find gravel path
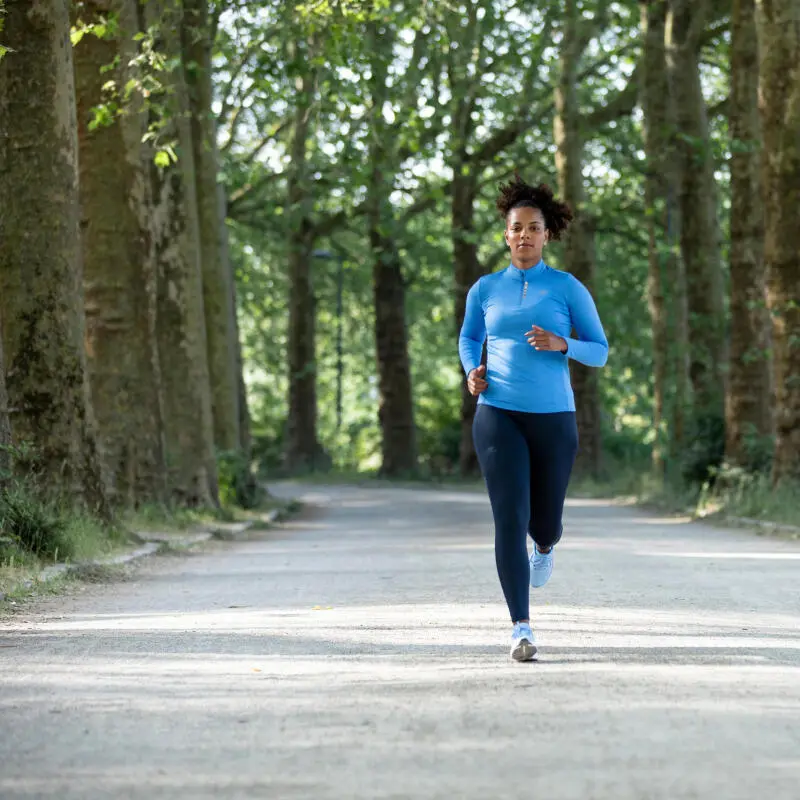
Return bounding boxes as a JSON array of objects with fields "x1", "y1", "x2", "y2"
[{"x1": 1, "y1": 482, "x2": 799, "y2": 799}]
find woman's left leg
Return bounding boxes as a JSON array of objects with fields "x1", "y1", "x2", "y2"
[{"x1": 524, "y1": 411, "x2": 579, "y2": 551}]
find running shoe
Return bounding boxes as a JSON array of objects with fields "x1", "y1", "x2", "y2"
[
  {"x1": 530, "y1": 545, "x2": 554, "y2": 588},
  {"x1": 510, "y1": 622, "x2": 537, "y2": 662}
]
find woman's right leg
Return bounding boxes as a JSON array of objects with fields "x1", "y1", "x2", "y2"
[{"x1": 472, "y1": 404, "x2": 531, "y2": 623}]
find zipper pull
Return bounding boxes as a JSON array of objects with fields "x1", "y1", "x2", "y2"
[{"x1": 523, "y1": 281, "x2": 528, "y2": 299}]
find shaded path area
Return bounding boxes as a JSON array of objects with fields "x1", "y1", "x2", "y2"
[{"x1": 2, "y1": 483, "x2": 799, "y2": 799}]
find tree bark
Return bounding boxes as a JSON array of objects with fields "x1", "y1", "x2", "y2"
[
  {"x1": 666, "y1": 0, "x2": 727, "y2": 426},
  {"x1": 0, "y1": 318, "x2": 12, "y2": 481},
  {"x1": 756, "y1": 0, "x2": 800, "y2": 482},
  {"x1": 74, "y1": 0, "x2": 167, "y2": 506},
  {"x1": 726, "y1": 0, "x2": 773, "y2": 468},
  {"x1": 367, "y1": 26, "x2": 417, "y2": 477},
  {"x1": 182, "y1": 0, "x2": 241, "y2": 454},
  {"x1": 146, "y1": 0, "x2": 218, "y2": 505},
  {"x1": 0, "y1": 0, "x2": 110, "y2": 514},
  {"x1": 446, "y1": 3, "x2": 489, "y2": 477},
  {"x1": 370, "y1": 234, "x2": 417, "y2": 476},
  {"x1": 639, "y1": 0, "x2": 691, "y2": 473},
  {"x1": 554, "y1": 0, "x2": 602, "y2": 478},
  {"x1": 452, "y1": 171, "x2": 483, "y2": 477},
  {"x1": 284, "y1": 53, "x2": 324, "y2": 471}
]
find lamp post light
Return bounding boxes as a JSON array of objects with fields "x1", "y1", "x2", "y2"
[{"x1": 312, "y1": 249, "x2": 344, "y2": 431}]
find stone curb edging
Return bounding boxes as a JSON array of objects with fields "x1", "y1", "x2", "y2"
[
  {"x1": 725, "y1": 515, "x2": 800, "y2": 537},
  {"x1": 22, "y1": 508, "x2": 285, "y2": 595}
]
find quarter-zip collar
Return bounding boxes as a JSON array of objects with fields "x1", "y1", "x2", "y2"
[{"x1": 506, "y1": 260, "x2": 546, "y2": 280}]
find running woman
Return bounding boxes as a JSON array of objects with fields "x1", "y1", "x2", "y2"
[{"x1": 458, "y1": 175, "x2": 608, "y2": 662}]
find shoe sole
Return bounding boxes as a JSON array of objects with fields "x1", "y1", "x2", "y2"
[{"x1": 511, "y1": 639, "x2": 538, "y2": 662}]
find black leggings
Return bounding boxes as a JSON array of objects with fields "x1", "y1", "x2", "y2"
[{"x1": 472, "y1": 404, "x2": 578, "y2": 623}]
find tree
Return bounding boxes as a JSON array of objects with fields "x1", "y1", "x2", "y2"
[
  {"x1": 284, "y1": 34, "x2": 325, "y2": 471},
  {"x1": 0, "y1": 0, "x2": 110, "y2": 513},
  {"x1": 365, "y1": 19, "x2": 417, "y2": 475},
  {"x1": 146, "y1": 0, "x2": 218, "y2": 504},
  {"x1": 666, "y1": 0, "x2": 726, "y2": 436},
  {"x1": 183, "y1": 0, "x2": 242, "y2": 454},
  {"x1": 0, "y1": 316, "x2": 11, "y2": 480},
  {"x1": 756, "y1": 0, "x2": 800, "y2": 482},
  {"x1": 639, "y1": 0, "x2": 690, "y2": 472},
  {"x1": 74, "y1": 0, "x2": 167, "y2": 505},
  {"x1": 726, "y1": 0, "x2": 773, "y2": 468},
  {"x1": 553, "y1": 0, "x2": 640, "y2": 477},
  {"x1": 553, "y1": 0, "x2": 603, "y2": 477}
]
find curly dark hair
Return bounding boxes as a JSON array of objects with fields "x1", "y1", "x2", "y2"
[{"x1": 496, "y1": 174, "x2": 573, "y2": 240}]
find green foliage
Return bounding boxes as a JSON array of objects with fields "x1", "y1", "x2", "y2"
[
  {"x1": 70, "y1": 8, "x2": 179, "y2": 168},
  {"x1": 698, "y1": 466, "x2": 800, "y2": 528},
  {"x1": 216, "y1": 450, "x2": 263, "y2": 509},
  {"x1": 215, "y1": 0, "x2": 781, "y2": 502},
  {"x1": 0, "y1": 444, "x2": 122, "y2": 566},
  {"x1": 0, "y1": 485, "x2": 72, "y2": 561},
  {"x1": 0, "y1": 0, "x2": 9, "y2": 62}
]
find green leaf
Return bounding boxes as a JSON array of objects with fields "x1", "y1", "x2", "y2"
[{"x1": 154, "y1": 150, "x2": 172, "y2": 168}]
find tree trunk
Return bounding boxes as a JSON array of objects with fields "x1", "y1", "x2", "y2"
[
  {"x1": 370, "y1": 237, "x2": 417, "y2": 476},
  {"x1": 0, "y1": 320, "x2": 12, "y2": 481},
  {"x1": 367, "y1": 27, "x2": 417, "y2": 477},
  {"x1": 221, "y1": 187, "x2": 254, "y2": 464},
  {"x1": 756, "y1": 0, "x2": 800, "y2": 482},
  {"x1": 640, "y1": 0, "x2": 669, "y2": 474},
  {"x1": 447, "y1": 4, "x2": 485, "y2": 477},
  {"x1": 666, "y1": 0, "x2": 726, "y2": 426},
  {"x1": 0, "y1": 0, "x2": 110, "y2": 514},
  {"x1": 284, "y1": 58, "x2": 324, "y2": 471},
  {"x1": 74, "y1": 0, "x2": 167, "y2": 506},
  {"x1": 452, "y1": 171, "x2": 483, "y2": 477},
  {"x1": 639, "y1": 0, "x2": 691, "y2": 474},
  {"x1": 182, "y1": 0, "x2": 241, "y2": 454},
  {"x1": 726, "y1": 0, "x2": 773, "y2": 468},
  {"x1": 554, "y1": 0, "x2": 602, "y2": 478},
  {"x1": 147, "y1": 0, "x2": 218, "y2": 505}
]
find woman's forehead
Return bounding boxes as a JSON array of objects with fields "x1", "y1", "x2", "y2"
[{"x1": 507, "y1": 206, "x2": 544, "y2": 224}]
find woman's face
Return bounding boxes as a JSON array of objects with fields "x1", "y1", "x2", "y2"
[{"x1": 504, "y1": 206, "x2": 549, "y2": 267}]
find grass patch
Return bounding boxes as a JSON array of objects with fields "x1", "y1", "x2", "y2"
[
  {"x1": 120, "y1": 501, "x2": 245, "y2": 534},
  {"x1": 121, "y1": 491, "x2": 298, "y2": 536},
  {"x1": 0, "y1": 485, "x2": 129, "y2": 603},
  {"x1": 571, "y1": 461, "x2": 800, "y2": 532},
  {"x1": 696, "y1": 469, "x2": 800, "y2": 529}
]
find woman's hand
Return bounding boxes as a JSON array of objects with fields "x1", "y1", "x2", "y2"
[
  {"x1": 526, "y1": 325, "x2": 568, "y2": 353},
  {"x1": 467, "y1": 365, "x2": 488, "y2": 396}
]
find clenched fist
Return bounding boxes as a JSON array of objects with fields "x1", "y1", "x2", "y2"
[
  {"x1": 525, "y1": 325, "x2": 568, "y2": 353},
  {"x1": 467, "y1": 364, "x2": 488, "y2": 396}
]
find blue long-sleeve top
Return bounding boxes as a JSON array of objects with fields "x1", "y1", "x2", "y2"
[{"x1": 458, "y1": 261, "x2": 608, "y2": 414}]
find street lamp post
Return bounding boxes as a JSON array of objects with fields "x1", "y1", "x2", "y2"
[{"x1": 312, "y1": 249, "x2": 344, "y2": 431}]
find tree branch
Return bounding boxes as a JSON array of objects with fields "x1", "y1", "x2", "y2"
[
  {"x1": 227, "y1": 172, "x2": 282, "y2": 215},
  {"x1": 584, "y1": 64, "x2": 640, "y2": 130},
  {"x1": 239, "y1": 116, "x2": 293, "y2": 167},
  {"x1": 481, "y1": 242, "x2": 510, "y2": 273},
  {"x1": 470, "y1": 94, "x2": 554, "y2": 166},
  {"x1": 216, "y1": 45, "x2": 258, "y2": 127}
]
